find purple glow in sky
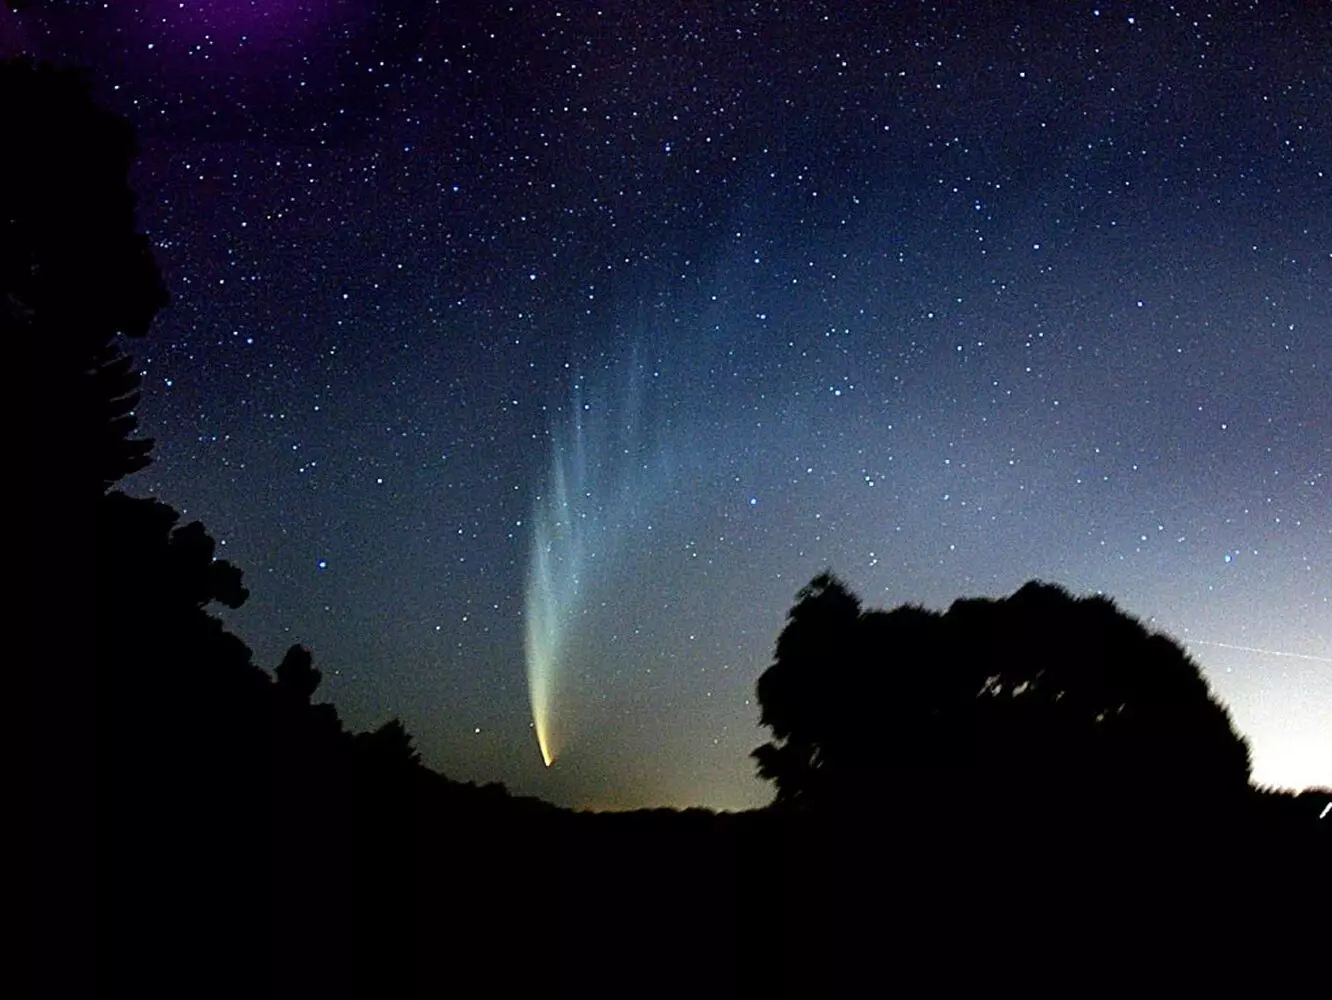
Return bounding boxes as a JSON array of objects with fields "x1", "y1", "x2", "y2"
[{"x1": 137, "y1": 0, "x2": 352, "y2": 50}]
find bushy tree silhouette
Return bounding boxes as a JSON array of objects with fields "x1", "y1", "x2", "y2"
[
  {"x1": 275, "y1": 643, "x2": 323, "y2": 702},
  {"x1": 752, "y1": 572, "x2": 862, "y2": 805},
  {"x1": 355, "y1": 717, "x2": 424, "y2": 769},
  {"x1": 743, "y1": 577, "x2": 1332, "y2": 995},
  {"x1": 753, "y1": 574, "x2": 1252, "y2": 811}
]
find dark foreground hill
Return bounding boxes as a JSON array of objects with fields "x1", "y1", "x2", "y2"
[
  {"x1": 53, "y1": 489, "x2": 1332, "y2": 996},
  {"x1": 96, "y1": 747, "x2": 1328, "y2": 998}
]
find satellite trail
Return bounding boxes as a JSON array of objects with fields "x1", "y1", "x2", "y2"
[{"x1": 1187, "y1": 639, "x2": 1332, "y2": 664}]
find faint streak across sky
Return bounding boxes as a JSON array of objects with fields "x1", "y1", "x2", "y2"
[{"x1": 1187, "y1": 639, "x2": 1332, "y2": 664}]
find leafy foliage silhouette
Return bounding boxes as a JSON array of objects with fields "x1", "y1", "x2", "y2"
[{"x1": 754, "y1": 573, "x2": 1252, "y2": 810}]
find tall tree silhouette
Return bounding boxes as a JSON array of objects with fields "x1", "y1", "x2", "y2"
[
  {"x1": 753, "y1": 574, "x2": 1252, "y2": 810},
  {"x1": 11, "y1": 57, "x2": 170, "y2": 994},
  {"x1": 5, "y1": 57, "x2": 169, "y2": 498}
]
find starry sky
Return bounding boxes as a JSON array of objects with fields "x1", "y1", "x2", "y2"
[{"x1": 10, "y1": 2, "x2": 1329, "y2": 810}]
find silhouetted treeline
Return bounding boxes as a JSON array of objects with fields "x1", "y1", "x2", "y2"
[
  {"x1": 18, "y1": 56, "x2": 1328, "y2": 997},
  {"x1": 8, "y1": 55, "x2": 462, "y2": 995},
  {"x1": 94, "y1": 487, "x2": 436, "y2": 992}
]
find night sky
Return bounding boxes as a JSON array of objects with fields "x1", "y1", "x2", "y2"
[{"x1": 10, "y1": 2, "x2": 1328, "y2": 810}]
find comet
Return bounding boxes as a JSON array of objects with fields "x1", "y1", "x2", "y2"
[
  {"x1": 524, "y1": 401, "x2": 585, "y2": 768},
  {"x1": 526, "y1": 624, "x2": 557, "y2": 767},
  {"x1": 523, "y1": 347, "x2": 668, "y2": 768},
  {"x1": 525, "y1": 444, "x2": 579, "y2": 767}
]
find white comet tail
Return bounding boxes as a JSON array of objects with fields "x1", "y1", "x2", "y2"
[{"x1": 523, "y1": 352, "x2": 665, "y2": 768}]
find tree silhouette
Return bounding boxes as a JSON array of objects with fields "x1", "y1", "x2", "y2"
[
  {"x1": 9, "y1": 57, "x2": 450, "y2": 993},
  {"x1": 276, "y1": 644, "x2": 323, "y2": 702},
  {"x1": 4, "y1": 57, "x2": 169, "y2": 499},
  {"x1": 753, "y1": 574, "x2": 1252, "y2": 811},
  {"x1": 752, "y1": 572, "x2": 862, "y2": 806},
  {"x1": 12, "y1": 58, "x2": 172, "y2": 993},
  {"x1": 355, "y1": 717, "x2": 423, "y2": 770}
]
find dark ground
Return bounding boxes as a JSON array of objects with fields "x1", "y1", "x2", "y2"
[{"x1": 86, "y1": 756, "x2": 1330, "y2": 997}]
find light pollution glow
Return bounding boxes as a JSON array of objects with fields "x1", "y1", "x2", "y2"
[{"x1": 524, "y1": 353, "x2": 666, "y2": 769}]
